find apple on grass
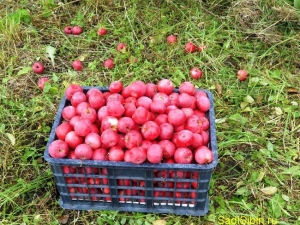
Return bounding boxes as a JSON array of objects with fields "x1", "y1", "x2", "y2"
[
  {"x1": 190, "y1": 67, "x2": 203, "y2": 79},
  {"x1": 38, "y1": 77, "x2": 50, "y2": 91},
  {"x1": 185, "y1": 42, "x2": 197, "y2": 53},
  {"x1": 166, "y1": 35, "x2": 177, "y2": 45},
  {"x1": 32, "y1": 62, "x2": 45, "y2": 74},
  {"x1": 97, "y1": 27, "x2": 107, "y2": 36},
  {"x1": 72, "y1": 25, "x2": 83, "y2": 35},
  {"x1": 117, "y1": 43, "x2": 127, "y2": 52},
  {"x1": 72, "y1": 60, "x2": 83, "y2": 71},
  {"x1": 103, "y1": 59, "x2": 114, "y2": 69},
  {"x1": 64, "y1": 26, "x2": 73, "y2": 34},
  {"x1": 237, "y1": 70, "x2": 248, "y2": 81}
]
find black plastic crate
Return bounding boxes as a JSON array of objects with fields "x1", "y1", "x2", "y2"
[{"x1": 44, "y1": 87, "x2": 218, "y2": 216}]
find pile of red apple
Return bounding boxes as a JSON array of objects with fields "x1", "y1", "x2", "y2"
[{"x1": 48, "y1": 79, "x2": 214, "y2": 165}]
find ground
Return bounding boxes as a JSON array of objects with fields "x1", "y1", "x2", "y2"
[{"x1": 0, "y1": 0, "x2": 299, "y2": 224}]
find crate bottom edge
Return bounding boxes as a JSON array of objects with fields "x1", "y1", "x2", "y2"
[{"x1": 58, "y1": 196, "x2": 209, "y2": 216}]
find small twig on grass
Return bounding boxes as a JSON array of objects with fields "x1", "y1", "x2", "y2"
[{"x1": 123, "y1": 0, "x2": 138, "y2": 41}]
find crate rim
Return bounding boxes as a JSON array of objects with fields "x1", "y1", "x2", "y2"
[{"x1": 43, "y1": 86, "x2": 218, "y2": 170}]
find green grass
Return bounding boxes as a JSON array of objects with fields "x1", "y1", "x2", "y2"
[{"x1": 0, "y1": 0, "x2": 299, "y2": 224}]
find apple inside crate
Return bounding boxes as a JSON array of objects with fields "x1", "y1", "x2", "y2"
[{"x1": 44, "y1": 82, "x2": 218, "y2": 216}]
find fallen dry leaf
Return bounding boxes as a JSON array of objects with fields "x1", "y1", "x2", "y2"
[
  {"x1": 153, "y1": 220, "x2": 167, "y2": 225},
  {"x1": 215, "y1": 83, "x2": 222, "y2": 95},
  {"x1": 57, "y1": 214, "x2": 69, "y2": 225},
  {"x1": 287, "y1": 88, "x2": 299, "y2": 93},
  {"x1": 260, "y1": 186, "x2": 277, "y2": 195}
]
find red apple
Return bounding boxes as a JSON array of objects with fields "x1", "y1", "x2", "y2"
[
  {"x1": 74, "y1": 119, "x2": 92, "y2": 137},
  {"x1": 101, "y1": 129, "x2": 119, "y2": 148},
  {"x1": 55, "y1": 122, "x2": 73, "y2": 140},
  {"x1": 137, "y1": 96, "x2": 152, "y2": 110},
  {"x1": 92, "y1": 148, "x2": 108, "y2": 161},
  {"x1": 62, "y1": 105, "x2": 76, "y2": 121},
  {"x1": 194, "y1": 146, "x2": 213, "y2": 164},
  {"x1": 145, "y1": 83, "x2": 157, "y2": 98},
  {"x1": 141, "y1": 121, "x2": 160, "y2": 141},
  {"x1": 190, "y1": 67, "x2": 203, "y2": 79},
  {"x1": 97, "y1": 27, "x2": 107, "y2": 36},
  {"x1": 128, "y1": 81, "x2": 147, "y2": 98},
  {"x1": 64, "y1": 26, "x2": 73, "y2": 34},
  {"x1": 69, "y1": 115, "x2": 80, "y2": 128},
  {"x1": 129, "y1": 147, "x2": 147, "y2": 164},
  {"x1": 237, "y1": 69, "x2": 248, "y2": 81},
  {"x1": 65, "y1": 84, "x2": 83, "y2": 101},
  {"x1": 97, "y1": 106, "x2": 108, "y2": 122},
  {"x1": 117, "y1": 117, "x2": 135, "y2": 134},
  {"x1": 159, "y1": 123, "x2": 173, "y2": 140},
  {"x1": 88, "y1": 92, "x2": 105, "y2": 110},
  {"x1": 157, "y1": 79, "x2": 174, "y2": 95},
  {"x1": 167, "y1": 109, "x2": 186, "y2": 127},
  {"x1": 65, "y1": 131, "x2": 83, "y2": 149},
  {"x1": 174, "y1": 148, "x2": 193, "y2": 164},
  {"x1": 169, "y1": 92, "x2": 179, "y2": 106},
  {"x1": 191, "y1": 133, "x2": 203, "y2": 148},
  {"x1": 201, "y1": 131, "x2": 209, "y2": 146},
  {"x1": 179, "y1": 82, "x2": 195, "y2": 95},
  {"x1": 124, "y1": 130, "x2": 142, "y2": 149},
  {"x1": 108, "y1": 146, "x2": 124, "y2": 161},
  {"x1": 75, "y1": 143, "x2": 93, "y2": 160},
  {"x1": 166, "y1": 35, "x2": 177, "y2": 45},
  {"x1": 49, "y1": 140, "x2": 69, "y2": 158},
  {"x1": 178, "y1": 93, "x2": 196, "y2": 108},
  {"x1": 150, "y1": 101, "x2": 166, "y2": 114},
  {"x1": 185, "y1": 42, "x2": 197, "y2": 53},
  {"x1": 181, "y1": 108, "x2": 194, "y2": 119},
  {"x1": 123, "y1": 103, "x2": 136, "y2": 117},
  {"x1": 152, "y1": 92, "x2": 170, "y2": 107},
  {"x1": 132, "y1": 106, "x2": 150, "y2": 125},
  {"x1": 86, "y1": 88, "x2": 102, "y2": 99},
  {"x1": 154, "y1": 114, "x2": 168, "y2": 125},
  {"x1": 81, "y1": 107, "x2": 97, "y2": 123},
  {"x1": 85, "y1": 133, "x2": 101, "y2": 149},
  {"x1": 32, "y1": 62, "x2": 44, "y2": 74},
  {"x1": 72, "y1": 25, "x2": 83, "y2": 35},
  {"x1": 159, "y1": 140, "x2": 175, "y2": 159},
  {"x1": 117, "y1": 43, "x2": 127, "y2": 52},
  {"x1": 107, "y1": 100, "x2": 124, "y2": 117},
  {"x1": 147, "y1": 144, "x2": 163, "y2": 164},
  {"x1": 100, "y1": 116, "x2": 118, "y2": 132},
  {"x1": 38, "y1": 77, "x2": 50, "y2": 90},
  {"x1": 71, "y1": 91, "x2": 87, "y2": 107},
  {"x1": 103, "y1": 58, "x2": 114, "y2": 69},
  {"x1": 176, "y1": 130, "x2": 194, "y2": 147},
  {"x1": 109, "y1": 81, "x2": 123, "y2": 93},
  {"x1": 196, "y1": 96, "x2": 211, "y2": 112},
  {"x1": 72, "y1": 60, "x2": 83, "y2": 71},
  {"x1": 185, "y1": 115, "x2": 203, "y2": 133}
]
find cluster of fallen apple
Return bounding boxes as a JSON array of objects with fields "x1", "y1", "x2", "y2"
[
  {"x1": 48, "y1": 79, "x2": 214, "y2": 166},
  {"x1": 32, "y1": 26, "x2": 248, "y2": 90}
]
